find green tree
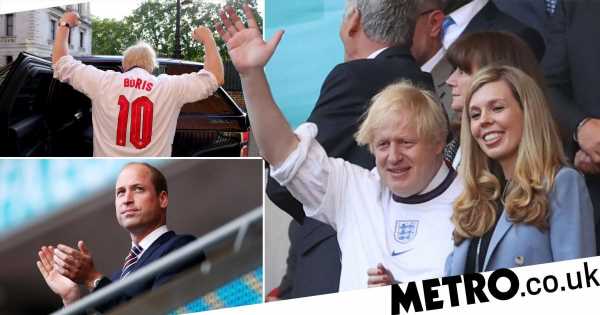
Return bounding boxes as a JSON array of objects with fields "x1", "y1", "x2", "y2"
[
  {"x1": 91, "y1": 17, "x2": 136, "y2": 55},
  {"x1": 92, "y1": 0, "x2": 262, "y2": 62}
]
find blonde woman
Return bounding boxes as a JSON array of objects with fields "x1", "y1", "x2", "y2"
[{"x1": 446, "y1": 65, "x2": 596, "y2": 275}]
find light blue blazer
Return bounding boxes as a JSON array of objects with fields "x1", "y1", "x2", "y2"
[{"x1": 446, "y1": 167, "x2": 597, "y2": 275}]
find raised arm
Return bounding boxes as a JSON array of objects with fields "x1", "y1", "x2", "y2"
[
  {"x1": 192, "y1": 26, "x2": 225, "y2": 85},
  {"x1": 52, "y1": 11, "x2": 80, "y2": 66},
  {"x1": 216, "y1": 4, "x2": 296, "y2": 166}
]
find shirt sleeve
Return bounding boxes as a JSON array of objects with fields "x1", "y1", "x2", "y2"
[
  {"x1": 161, "y1": 69, "x2": 219, "y2": 106},
  {"x1": 53, "y1": 55, "x2": 115, "y2": 100},
  {"x1": 549, "y1": 167, "x2": 597, "y2": 260},
  {"x1": 270, "y1": 123, "x2": 358, "y2": 230}
]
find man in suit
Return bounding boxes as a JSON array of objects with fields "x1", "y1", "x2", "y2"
[
  {"x1": 36, "y1": 162, "x2": 204, "y2": 310},
  {"x1": 266, "y1": 0, "x2": 433, "y2": 298},
  {"x1": 412, "y1": 0, "x2": 545, "y2": 124}
]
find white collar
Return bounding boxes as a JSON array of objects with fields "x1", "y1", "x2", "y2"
[
  {"x1": 134, "y1": 225, "x2": 169, "y2": 256},
  {"x1": 421, "y1": 48, "x2": 446, "y2": 73},
  {"x1": 442, "y1": 0, "x2": 488, "y2": 49},
  {"x1": 452, "y1": 145, "x2": 462, "y2": 170},
  {"x1": 419, "y1": 160, "x2": 450, "y2": 195},
  {"x1": 367, "y1": 47, "x2": 389, "y2": 59}
]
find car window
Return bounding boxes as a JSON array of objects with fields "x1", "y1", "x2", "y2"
[
  {"x1": 9, "y1": 67, "x2": 52, "y2": 125},
  {"x1": 163, "y1": 63, "x2": 239, "y2": 115},
  {"x1": 0, "y1": 63, "x2": 12, "y2": 86},
  {"x1": 181, "y1": 93, "x2": 237, "y2": 115}
]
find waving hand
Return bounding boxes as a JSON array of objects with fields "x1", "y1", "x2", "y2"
[{"x1": 216, "y1": 4, "x2": 283, "y2": 75}]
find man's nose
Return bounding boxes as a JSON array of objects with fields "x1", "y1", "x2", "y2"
[
  {"x1": 388, "y1": 143, "x2": 404, "y2": 163},
  {"x1": 123, "y1": 190, "x2": 134, "y2": 203}
]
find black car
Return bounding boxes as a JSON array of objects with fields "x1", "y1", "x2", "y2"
[{"x1": 0, "y1": 52, "x2": 250, "y2": 157}]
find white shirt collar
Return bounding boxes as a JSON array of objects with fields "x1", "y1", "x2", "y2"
[
  {"x1": 421, "y1": 48, "x2": 446, "y2": 73},
  {"x1": 367, "y1": 47, "x2": 389, "y2": 59},
  {"x1": 452, "y1": 146, "x2": 462, "y2": 170},
  {"x1": 135, "y1": 225, "x2": 169, "y2": 256},
  {"x1": 420, "y1": 160, "x2": 450, "y2": 195},
  {"x1": 442, "y1": 0, "x2": 488, "y2": 49}
]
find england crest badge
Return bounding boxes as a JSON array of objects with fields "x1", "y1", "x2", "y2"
[{"x1": 394, "y1": 220, "x2": 419, "y2": 244}]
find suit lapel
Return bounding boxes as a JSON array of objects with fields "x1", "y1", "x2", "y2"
[
  {"x1": 131, "y1": 231, "x2": 175, "y2": 273},
  {"x1": 431, "y1": 56, "x2": 453, "y2": 88},
  {"x1": 450, "y1": 239, "x2": 470, "y2": 275},
  {"x1": 482, "y1": 211, "x2": 513, "y2": 270},
  {"x1": 431, "y1": 56, "x2": 454, "y2": 116}
]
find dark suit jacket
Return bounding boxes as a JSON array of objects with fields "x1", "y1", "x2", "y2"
[
  {"x1": 464, "y1": 1, "x2": 546, "y2": 61},
  {"x1": 267, "y1": 46, "x2": 433, "y2": 298},
  {"x1": 277, "y1": 218, "x2": 341, "y2": 299},
  {"x1": 94, "y1": 231, "x2": 205, "y2": 311}
]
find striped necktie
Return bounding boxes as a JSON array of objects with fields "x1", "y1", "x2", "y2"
[
  {"x1": 120, "y1": 244, "x2": 143, "y2": 279},
  {"x1": 441, "y1": 16, "x2": 456, "y2": 39},
  {"x1": 545, "y1": 0, "x2": 558, "y2": 15}
]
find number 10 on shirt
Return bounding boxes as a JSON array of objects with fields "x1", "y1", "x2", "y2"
[{"x1": 116, "y1": 95, "x2": 154, "y2": 149}]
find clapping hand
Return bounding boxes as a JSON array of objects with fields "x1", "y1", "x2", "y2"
[
  {"x1": 36, "y1": 245, "x2": 81, "y2": 305},
  {"x1": 53, "y1": 241, "x2": 101, "y2": 289}
]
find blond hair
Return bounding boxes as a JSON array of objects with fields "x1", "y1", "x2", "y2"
[
  {"x1": 355, "y1": 81, "x2": 448, "y2": 151},
  {"x1": 122, "y1": 41, "x2": 158, "y2": 73},
  {"x1": 452, "y1": 65, "x2": 566, "y2": 245}
]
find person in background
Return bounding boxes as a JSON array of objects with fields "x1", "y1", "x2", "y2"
[{"x1": 411, "y1": 0, "x2": 544, "y2": 124}]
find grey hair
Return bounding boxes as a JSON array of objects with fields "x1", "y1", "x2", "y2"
[{"x1": 345, "y1": 0, "x2": 419, "y2": 47}]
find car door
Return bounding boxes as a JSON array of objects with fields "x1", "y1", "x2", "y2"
[{"x1": 0, "y1": 52, "x2": 53, "y2": 156}]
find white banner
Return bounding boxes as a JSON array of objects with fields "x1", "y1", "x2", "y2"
[
  {"x1": 0, "y1": 0, "x2": 85, "y2": 14},
  {"x1": 195, "y1": 256, "x2": 600, "y2": 314}
]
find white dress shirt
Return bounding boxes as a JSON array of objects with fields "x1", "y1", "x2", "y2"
[
  {"x1": 442, "y1": 0, "x2": 489, "y2": 49},
  {"x1": 135, "y1": 225, "x2": 169, "y2": 257}
]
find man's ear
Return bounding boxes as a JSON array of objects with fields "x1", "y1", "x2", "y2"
[
  {"x1": 346, "y1": 7, "x2": 362, "y2": 38},
  {"x1": 430, "y1": 10, "x2": 445, "y2": 38},
  {"x1": 159, "y1": 191, "x2": 168, "y2": 209}
]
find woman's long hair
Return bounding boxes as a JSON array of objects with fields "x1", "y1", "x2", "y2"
[{"x1": 452, "y1": 66, "x2": 567, "y2": 245}]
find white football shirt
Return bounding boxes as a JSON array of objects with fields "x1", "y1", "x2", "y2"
[
  {"x1": 271, "y1": 123, "x2": 461, "y2": 291},
  {"x1": 53, "y1": 55, "x2": 218, "y2": 156}
]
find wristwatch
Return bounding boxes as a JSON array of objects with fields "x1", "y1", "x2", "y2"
[
  {"x1": 89, "y1": 275, "x2": 108, "y2": 291},
  {"x1": 58, "y1": 20, "x2": 71, "y2": 28}
]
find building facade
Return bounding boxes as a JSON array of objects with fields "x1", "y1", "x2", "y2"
[{"x1": 0, "y1": 3, "x2": 92, "y2": 66}]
